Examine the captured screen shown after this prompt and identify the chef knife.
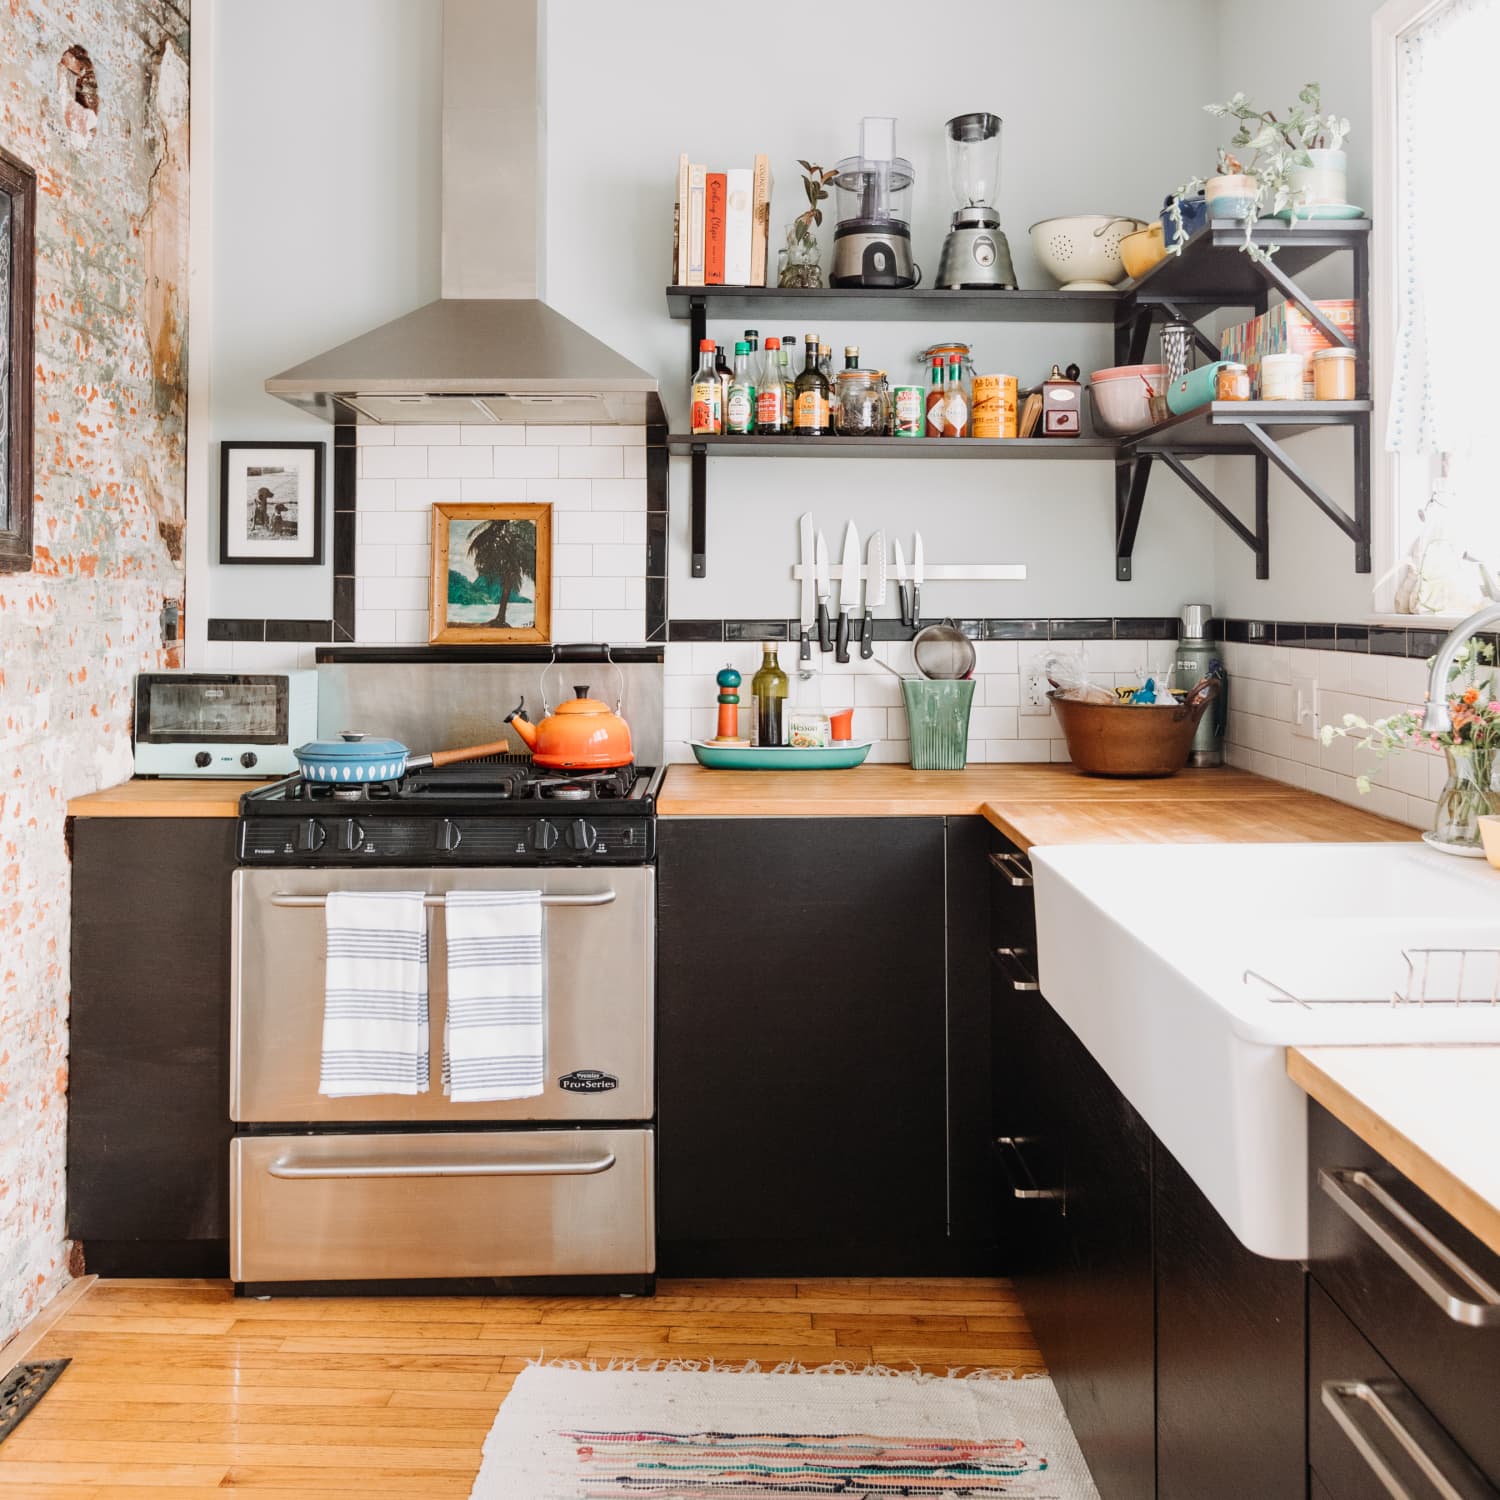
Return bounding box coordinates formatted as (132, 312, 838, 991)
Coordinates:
(814, 530, 833, 652)
(893, 537, 910, 628)
(836, 521, 860, 664)
(860, 529, 886, 659)
(798, 512, 816, 669)
(912, 532, 925, 625)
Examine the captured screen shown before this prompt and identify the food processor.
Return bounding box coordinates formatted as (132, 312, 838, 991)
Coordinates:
(936, 112, 1017, 291)
(831, 116, 918, 289)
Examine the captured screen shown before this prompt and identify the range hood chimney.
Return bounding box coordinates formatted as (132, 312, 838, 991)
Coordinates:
(265, 0, 661, 427)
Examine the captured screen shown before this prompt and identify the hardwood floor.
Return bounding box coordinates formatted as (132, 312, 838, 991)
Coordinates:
(1, 1276, 1041, 1497)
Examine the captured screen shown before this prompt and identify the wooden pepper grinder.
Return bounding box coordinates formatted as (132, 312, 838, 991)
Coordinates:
(711, 665, 749, 745)
(1042, 362, 1082, 437)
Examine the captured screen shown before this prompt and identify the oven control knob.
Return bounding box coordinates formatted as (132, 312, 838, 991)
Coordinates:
(338, 819, 365, 853)
(240, 751, 259, 769)
(436, 819, 463, 853)
(566, 821, 598, 852)
(297, 818, 328, 853)
(530, 819, 560, 852)
(194, 751, 212, 768)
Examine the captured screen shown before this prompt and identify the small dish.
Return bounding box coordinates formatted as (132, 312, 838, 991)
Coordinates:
(690, 740, 872, 770)
(1270, 202, 1366, 222)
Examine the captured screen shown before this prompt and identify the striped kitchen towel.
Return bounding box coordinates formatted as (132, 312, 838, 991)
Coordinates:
(442, 890, 545, 1102)
(319, 890, 430, 1097)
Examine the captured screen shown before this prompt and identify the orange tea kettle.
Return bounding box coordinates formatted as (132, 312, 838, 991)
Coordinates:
(505, 659, 633, 770)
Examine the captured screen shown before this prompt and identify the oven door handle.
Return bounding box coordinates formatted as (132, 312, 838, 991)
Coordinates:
(266, 1151, 618, 1180)
(268, 891, 617, 909)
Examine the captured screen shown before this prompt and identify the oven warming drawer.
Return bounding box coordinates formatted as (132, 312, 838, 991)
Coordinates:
(231, 1128, 654, 1282)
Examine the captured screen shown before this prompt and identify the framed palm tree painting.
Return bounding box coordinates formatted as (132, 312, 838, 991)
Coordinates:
(429, 502, 552, 644)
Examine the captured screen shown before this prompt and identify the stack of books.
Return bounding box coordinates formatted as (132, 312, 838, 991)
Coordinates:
(672, 155, 773, 288)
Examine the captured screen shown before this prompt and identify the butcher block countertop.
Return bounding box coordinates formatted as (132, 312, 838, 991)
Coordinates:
(1289, 1046, 1500, 1259)
(658, 764, 1417, 847)
(67, 778, 268, 818)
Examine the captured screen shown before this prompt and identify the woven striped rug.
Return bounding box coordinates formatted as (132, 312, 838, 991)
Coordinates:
(471, 1364, 1100, 1498)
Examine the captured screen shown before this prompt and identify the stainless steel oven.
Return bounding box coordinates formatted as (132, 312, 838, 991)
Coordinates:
(229, 864, 655, 1285)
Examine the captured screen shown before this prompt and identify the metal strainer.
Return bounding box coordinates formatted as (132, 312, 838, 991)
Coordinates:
(912, 621, 977, 680)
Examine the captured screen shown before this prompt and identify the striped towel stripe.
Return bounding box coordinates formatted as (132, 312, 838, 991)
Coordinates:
(319, 890, 430, 1097)
(442, 889, 545, 1103)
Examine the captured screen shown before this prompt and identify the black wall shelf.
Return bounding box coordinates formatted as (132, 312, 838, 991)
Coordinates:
(667, 221, 1371, 580)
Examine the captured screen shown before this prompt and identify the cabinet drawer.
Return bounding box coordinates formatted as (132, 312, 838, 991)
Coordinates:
(231, 1128, 654, 1283)
(1310, 1104, 1500, 1482)
(1309, 1279, 1498, 1498)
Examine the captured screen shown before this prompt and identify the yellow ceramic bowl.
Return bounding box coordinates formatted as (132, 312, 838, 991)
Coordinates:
(1478, 815, 1500, 869)
(1120, 222, 1166, 280)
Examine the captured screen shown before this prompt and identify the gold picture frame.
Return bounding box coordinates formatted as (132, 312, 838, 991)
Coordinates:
(429, 502, 552, 644)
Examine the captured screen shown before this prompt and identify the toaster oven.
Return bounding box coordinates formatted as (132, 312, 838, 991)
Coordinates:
(133, 672, 316, 777)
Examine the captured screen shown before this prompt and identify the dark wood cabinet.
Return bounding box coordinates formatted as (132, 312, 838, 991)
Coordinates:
(656, 816, 991, 1275)
(68, 816, 236, 1275)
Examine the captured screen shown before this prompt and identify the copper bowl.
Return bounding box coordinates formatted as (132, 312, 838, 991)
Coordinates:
(1049, 680, 1219, 778)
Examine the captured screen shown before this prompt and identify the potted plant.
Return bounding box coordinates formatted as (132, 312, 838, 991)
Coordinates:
(778, 161, 838, 290)
(1283, 83, 1351, 209)
(1321, 638, 1500, 853)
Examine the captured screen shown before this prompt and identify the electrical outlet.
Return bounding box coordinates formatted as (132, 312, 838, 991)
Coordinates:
(1022, 668, 1051, 716)
(1292, 675, 1319, 739)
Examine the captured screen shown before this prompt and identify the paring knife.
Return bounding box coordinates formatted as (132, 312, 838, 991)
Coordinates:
(912, 532, 925, 625)
(861, 529, 886, 659)
(893, 538, 910, 628)
(814, 530, 832, 652)
(836, 521, 860, 664)
(798, 512, 816, 669)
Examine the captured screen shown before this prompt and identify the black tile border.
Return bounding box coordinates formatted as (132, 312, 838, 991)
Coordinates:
(206, 618, 264, 642)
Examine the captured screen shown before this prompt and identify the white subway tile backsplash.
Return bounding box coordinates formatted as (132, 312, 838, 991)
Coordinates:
(460, 424, 525, 446)
(557, 511, 628, 545)
(395, 478, 450, 510)
(395, 424, 460, 447)
(594, 609, 647, 641)
(593, 544, 647, 577)
(969, 706, 1020, 740)
(356, 478, 396, 510)
(624, 447, 647, 479)
(458, 479, 532, 503)
(356, 609, 395, 642)
(362, 575, 428, 612)
(527, 425, 592, 446)
(526, 478, 594, 509)
(360, 445, 430, 479)
(359, 511, 430, 546)
(558, 576, 627, 610)
(549, 609, 596, 641)
(394, 542, 431, 577)
(429, 445, 495, 479)
(355, 544, 396, 577)
(592, 425, 646, 446)
(356, 426, 394, 446)
(491, 446, 561, 479)
(559, 446, 624, 479)
(973, 641, 1019, 674)
(853, 674, 903, 707)
(551, 544, 594, 577)
(624, 577, 647, 610)
(590, 478, 648, 511)
(394, 610, 430, 644)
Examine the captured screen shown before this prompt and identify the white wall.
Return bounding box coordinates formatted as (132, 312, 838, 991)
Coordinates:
(193, 0, 442, 649)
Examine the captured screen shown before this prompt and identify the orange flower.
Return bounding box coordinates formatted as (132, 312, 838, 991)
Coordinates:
(1463, 688, 1480, 705)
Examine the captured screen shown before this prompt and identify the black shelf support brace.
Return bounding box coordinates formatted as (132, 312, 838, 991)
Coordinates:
(1240, 420, 1370, 571)
(1157, 451, 1270, 579)
(689, 298, 707, 377)
(690, 443, 707, 578)
(1250, 255, 1355, 352)
(1115, 454, 1152, 581)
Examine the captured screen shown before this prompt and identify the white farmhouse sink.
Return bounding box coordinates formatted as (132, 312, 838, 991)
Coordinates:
(1032, 842, 1500, 1260)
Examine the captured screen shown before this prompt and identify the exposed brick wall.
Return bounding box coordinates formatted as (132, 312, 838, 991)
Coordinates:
(0, 0, 189, 1340)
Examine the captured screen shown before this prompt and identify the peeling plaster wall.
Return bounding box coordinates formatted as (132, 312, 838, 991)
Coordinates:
(0, 0, 189, 1341)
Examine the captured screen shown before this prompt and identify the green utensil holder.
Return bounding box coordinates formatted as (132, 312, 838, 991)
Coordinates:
(902, 678, 976, 770)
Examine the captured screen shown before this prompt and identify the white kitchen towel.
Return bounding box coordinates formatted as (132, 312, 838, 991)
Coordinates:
(443, 890, 545, 1102)
(319, 890, 429, 1097)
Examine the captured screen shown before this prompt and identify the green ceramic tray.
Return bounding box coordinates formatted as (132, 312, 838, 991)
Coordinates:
(1270, 202, 1366, 221)
(690, 741, 873, 770)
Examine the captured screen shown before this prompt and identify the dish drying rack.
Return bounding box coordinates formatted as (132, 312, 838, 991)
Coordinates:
(1244, 949, 1500, 1009)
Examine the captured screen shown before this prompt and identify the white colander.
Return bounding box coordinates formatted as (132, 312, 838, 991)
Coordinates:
(1029, 215, 1151, 290)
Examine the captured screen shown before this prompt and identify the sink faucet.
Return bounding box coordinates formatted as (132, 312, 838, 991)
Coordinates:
(1422, 602, 1500, 734)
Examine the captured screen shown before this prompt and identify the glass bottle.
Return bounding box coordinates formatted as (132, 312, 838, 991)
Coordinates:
(843, 345, 860, 371)
(726, 341, 757, 435)
(781, 335, 799, 420)
(793, 334, 831, 436)
(818, 342, 834, 388)
(756, 337, 787, 434)
(925, 357, 946, 437)
(714, 341, 733, 421)
(751, 642, 789, 746)
(690, 339, 721, 435)
(943, 353, 969, 437)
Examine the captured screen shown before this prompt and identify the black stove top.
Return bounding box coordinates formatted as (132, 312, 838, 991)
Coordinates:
(238, 761, 662, 867)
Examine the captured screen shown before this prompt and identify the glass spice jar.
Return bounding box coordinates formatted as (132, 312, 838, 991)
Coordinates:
(1313, 346, 1357, 400)
(1216, 362, 1251, 401)
(834, 369, 893, 436)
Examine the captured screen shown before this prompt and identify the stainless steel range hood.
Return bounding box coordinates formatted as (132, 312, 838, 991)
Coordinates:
(265, 0, 661, 428)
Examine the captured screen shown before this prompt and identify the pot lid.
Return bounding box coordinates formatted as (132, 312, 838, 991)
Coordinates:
(554, 687, 613, 715)
(297, 732, 408, 760)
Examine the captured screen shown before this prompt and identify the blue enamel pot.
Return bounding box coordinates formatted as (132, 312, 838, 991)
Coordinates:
(293, 731, 411, 784)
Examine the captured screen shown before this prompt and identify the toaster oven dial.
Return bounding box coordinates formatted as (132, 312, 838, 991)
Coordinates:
(240, 751, 259, 768)
(194, 751, 212, 768)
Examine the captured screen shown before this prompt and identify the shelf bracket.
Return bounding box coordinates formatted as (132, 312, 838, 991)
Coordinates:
(1240, 420, 1369, 570)
(1115, 454, 1152, 581)
(1249, 256, 1355, 352)
(1158, 451, 1270, 579)
(689, 298, 707, 377)
(690, 443, 706, 578)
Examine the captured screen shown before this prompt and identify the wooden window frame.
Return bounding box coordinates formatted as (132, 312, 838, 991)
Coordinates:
(0, 144, 36, 574)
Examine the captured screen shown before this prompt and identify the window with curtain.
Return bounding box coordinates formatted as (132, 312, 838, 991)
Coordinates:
(1385, 0, 1500, 613)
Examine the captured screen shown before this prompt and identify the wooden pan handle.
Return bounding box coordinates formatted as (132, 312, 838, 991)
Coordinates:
(428, 738, 517, 769)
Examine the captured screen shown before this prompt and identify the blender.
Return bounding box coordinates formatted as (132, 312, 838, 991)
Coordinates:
(936, 112, 1017, 290)
(831, 116, 918, 289)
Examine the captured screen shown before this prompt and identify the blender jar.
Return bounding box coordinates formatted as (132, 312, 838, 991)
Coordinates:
(947, 112, 1002, 213)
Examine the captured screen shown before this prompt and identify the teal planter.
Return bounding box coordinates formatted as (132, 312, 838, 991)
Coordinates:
(902, 679, 976, 770)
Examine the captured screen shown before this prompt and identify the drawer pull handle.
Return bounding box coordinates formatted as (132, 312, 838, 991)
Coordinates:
(994, 1136, 1063, 1203)
(268, 1151, 617, 1179)
(989, 851, 1034, 887)
(270, 891, 617, 909)
(992, 947, 1040, 992)
(1321, 1380, 1498, 1500)
(1319, 1169, 1500, 1329)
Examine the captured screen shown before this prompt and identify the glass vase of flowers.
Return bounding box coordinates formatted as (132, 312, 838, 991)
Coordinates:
(1321, 637, 1500, 854)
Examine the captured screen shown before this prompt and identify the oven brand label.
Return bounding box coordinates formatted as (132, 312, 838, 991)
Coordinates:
(558, 1069, 619, 1093)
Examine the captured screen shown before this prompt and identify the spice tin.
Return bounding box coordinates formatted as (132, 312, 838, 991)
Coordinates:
(893, 385, 924, 437)
(971, 374, 1018, 438)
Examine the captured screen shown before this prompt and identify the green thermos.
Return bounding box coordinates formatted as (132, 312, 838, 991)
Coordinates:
(1171, 603, 1227, 767)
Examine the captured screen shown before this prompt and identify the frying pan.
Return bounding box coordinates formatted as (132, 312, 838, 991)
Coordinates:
(292, 730, 517, 785)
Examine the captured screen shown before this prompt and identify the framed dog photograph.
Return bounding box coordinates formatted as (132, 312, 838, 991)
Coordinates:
(429, 502, 551, 644)
(219, 440, 325, 565)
